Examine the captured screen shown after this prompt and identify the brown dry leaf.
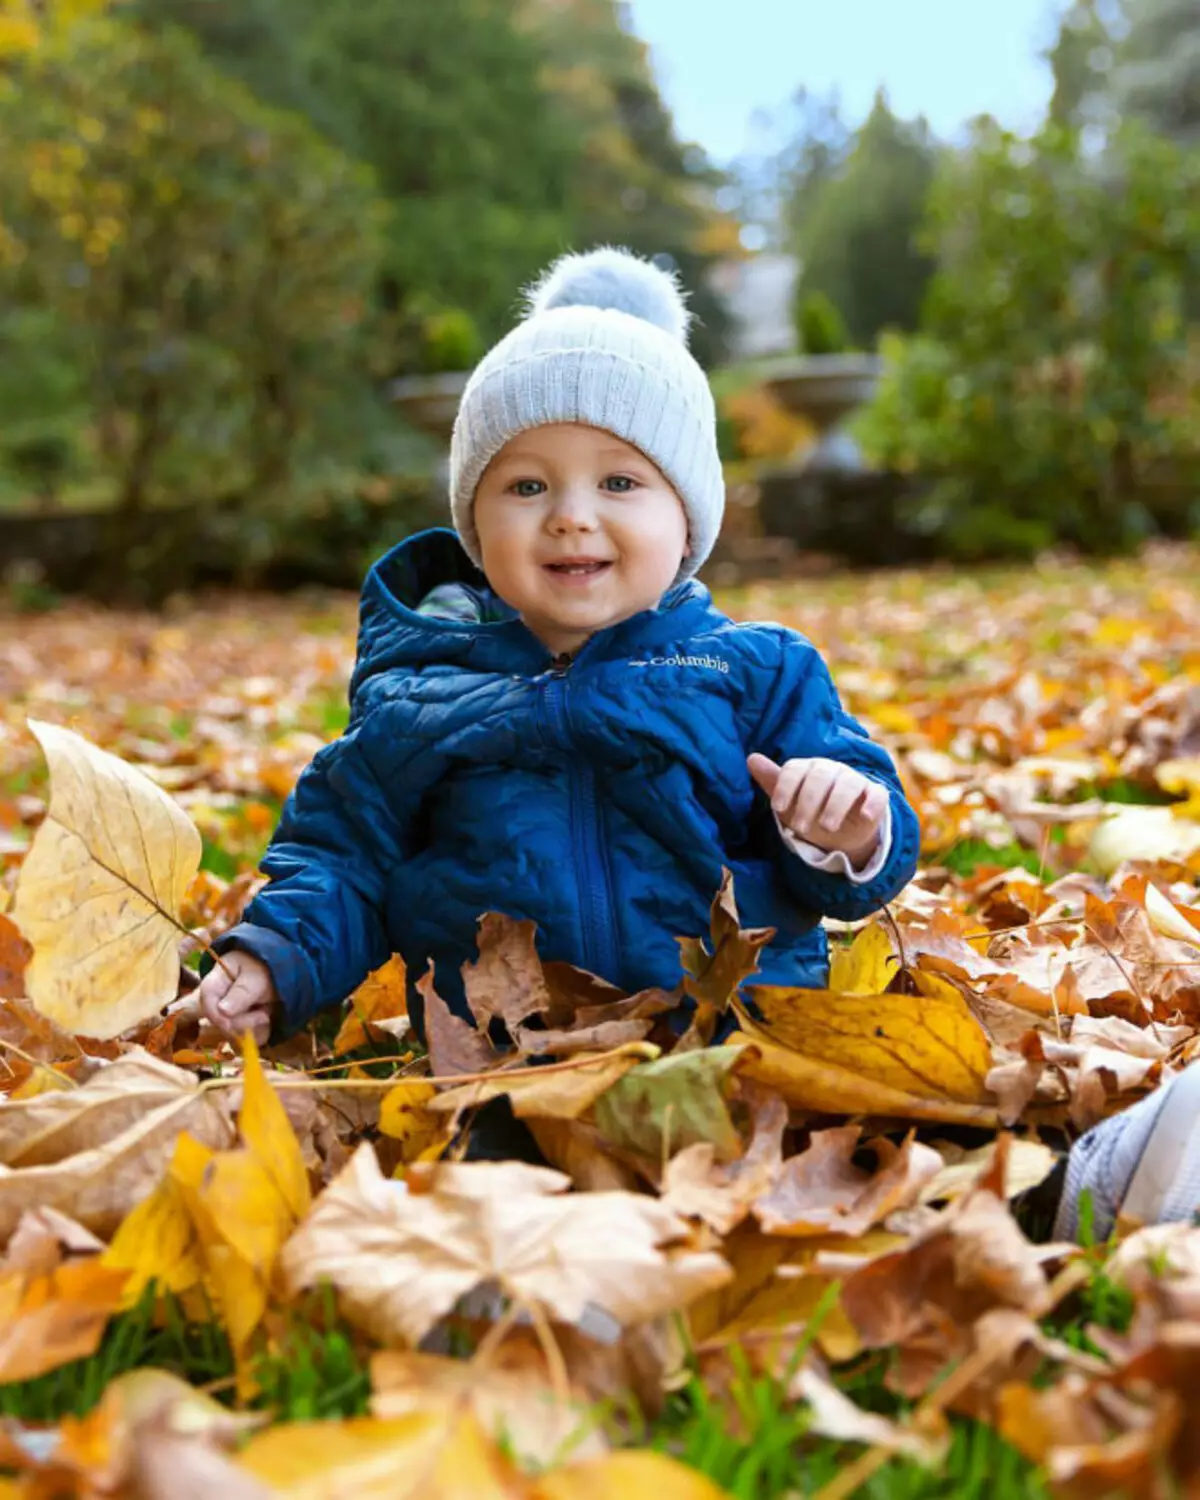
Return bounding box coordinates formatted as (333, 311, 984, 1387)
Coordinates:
(0, 1258, 128, 1382)
(661, 1088, 787, 1234)
(684, 1221, 902, 1366)
(751, 1125, 943, 1238)
(2, 1205, 104, 1277)
(333, 954, 409, 1055)
(370, 1348, 606, 1467)
(0, 916, 31, 1000)
(11, 720, 202, 1039)
(0, 1050, 233, 1241)
(463, 914, 553, 1035)
(996, 1372, 1183, 1497)
(420, 968, 497, 1077)
(0, 1366, 264, 1499)
(280, 1143, 730, 1347)
(838, 1139, 1074, 1396)
(429, 1044, 656, 1124)
(674, 871, 776, 1051)
(235, 1409, 523, 1499)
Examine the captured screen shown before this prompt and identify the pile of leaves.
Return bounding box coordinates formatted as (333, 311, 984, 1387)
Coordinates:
(1, 547, 1200, 1498)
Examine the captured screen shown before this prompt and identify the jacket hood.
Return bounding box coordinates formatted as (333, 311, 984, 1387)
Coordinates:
(350, 527, 713, 699)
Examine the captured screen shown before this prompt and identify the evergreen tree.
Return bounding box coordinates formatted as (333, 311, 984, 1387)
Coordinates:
(790, 92, 939, 348)
(1114, 0, 1200, 145)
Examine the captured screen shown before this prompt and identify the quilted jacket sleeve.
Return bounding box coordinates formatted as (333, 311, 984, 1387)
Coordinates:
(748, 635, 920, 920)
(212, 723, 398, 1032)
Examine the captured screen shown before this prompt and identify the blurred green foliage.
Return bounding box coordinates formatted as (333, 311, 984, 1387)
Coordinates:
(854, 121, 1200, 558)
(0, 0, 730, 594)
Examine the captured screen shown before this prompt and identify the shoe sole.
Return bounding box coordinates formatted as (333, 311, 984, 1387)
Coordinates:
(1121, 1063, 1200, 1227)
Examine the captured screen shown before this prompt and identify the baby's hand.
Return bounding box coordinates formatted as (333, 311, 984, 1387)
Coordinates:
(198, 950, 277, 1047)
(748, 753, 888, 866)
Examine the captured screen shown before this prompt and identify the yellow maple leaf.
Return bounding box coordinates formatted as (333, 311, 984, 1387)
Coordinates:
(11, 720, 201, 1039)
(828, 921, 897, 996)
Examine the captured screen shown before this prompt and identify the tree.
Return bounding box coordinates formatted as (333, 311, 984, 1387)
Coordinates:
(521, 0, 733, 366)
(856, 121, 1200, 557)
(790, 92, 940, 348)
(1114, 0, 1200, 146)
(2, 18, 386, 530)
(1045, 0, 1118, 132)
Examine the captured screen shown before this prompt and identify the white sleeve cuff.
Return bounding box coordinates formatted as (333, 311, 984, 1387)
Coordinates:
(775, 802, 892, 884)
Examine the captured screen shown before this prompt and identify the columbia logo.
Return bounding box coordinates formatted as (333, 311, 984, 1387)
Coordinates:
(630, 653, 730, 674)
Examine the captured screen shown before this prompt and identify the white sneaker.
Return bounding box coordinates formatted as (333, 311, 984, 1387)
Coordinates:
(1055, 1061, 1200, 1242)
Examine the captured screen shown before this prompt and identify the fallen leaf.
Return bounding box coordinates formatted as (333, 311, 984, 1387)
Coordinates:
(661, 1088, 786, 1234)
(463, 914, 553, 1034)
(793, 1362, 947, 1461)
(334, 955, 409, 1055)
(370, 1348, 605, 1467)
(751, 1126, 943, 1238)
(593, 1048, 743, 1160)
(736, 983, 994, 1104)
(12, 720, 202, 1038)
(236, 1409, 523, 1498)
(828, 921, 898, 996)
(378, 1080, 451, 1164)
(0, 916, 31, 1000)
(674, 870, 775, 1048)
(529, 1450, 731, 1500)
(430, 1045, 655, 1125)
(280, 1144, 730, 1347)
(420, 969, 496, 1077)
(0, 1051, 233, 1241)
(0, 1258, 128, 1382)
(727, 1037, 1000, 1128)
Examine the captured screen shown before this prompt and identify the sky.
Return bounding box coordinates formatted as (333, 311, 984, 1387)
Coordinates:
(626, 0, 1061, 164)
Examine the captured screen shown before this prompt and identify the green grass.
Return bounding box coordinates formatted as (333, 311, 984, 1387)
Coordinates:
(0, 1284, 370, 1428)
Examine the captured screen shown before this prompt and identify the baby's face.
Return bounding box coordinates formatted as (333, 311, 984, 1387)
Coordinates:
(474, 423, 690, 656)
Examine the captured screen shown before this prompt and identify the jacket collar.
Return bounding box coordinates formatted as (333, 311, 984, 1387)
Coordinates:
(351, 527, 714, 696)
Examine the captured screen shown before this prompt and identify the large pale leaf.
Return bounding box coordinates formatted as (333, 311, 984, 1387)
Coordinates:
(0, 1051, 233, 1241)
(280, 1144, 730, 1347)
(12, 720, 202, 1039)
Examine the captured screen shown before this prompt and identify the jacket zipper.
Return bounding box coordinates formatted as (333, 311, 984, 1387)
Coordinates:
(545, 653, 620, 983)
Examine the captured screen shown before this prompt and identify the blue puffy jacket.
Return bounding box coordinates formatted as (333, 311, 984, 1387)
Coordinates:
(216, 529, 920, 1038)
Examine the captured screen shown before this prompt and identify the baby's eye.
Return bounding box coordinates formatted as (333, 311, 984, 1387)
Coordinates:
(510, 478, 546, 498)
(602, 474, 637, 493)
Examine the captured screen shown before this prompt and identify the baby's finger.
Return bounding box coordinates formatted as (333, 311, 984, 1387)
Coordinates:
(217, 967, 269, 1019)
(818, 771, 867, 833)
(793, 764, 836, 833)
(859, 781, 889, 827)
(771, 759, 808, 821)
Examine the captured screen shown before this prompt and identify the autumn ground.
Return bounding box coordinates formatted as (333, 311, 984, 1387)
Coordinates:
(2, 547, 1200, 1497)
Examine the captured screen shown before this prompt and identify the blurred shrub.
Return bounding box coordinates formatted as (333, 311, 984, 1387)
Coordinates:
(716, 383, 815, 469)
(854, 121, 1200, 558)
(0, 16, 388, 567)
(794, 290, 851, 355)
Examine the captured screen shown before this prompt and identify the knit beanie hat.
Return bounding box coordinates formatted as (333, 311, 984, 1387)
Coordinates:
(449, 246, 724, 582)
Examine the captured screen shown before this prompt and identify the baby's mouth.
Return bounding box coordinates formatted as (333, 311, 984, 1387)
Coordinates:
(543, 560, 613, 577)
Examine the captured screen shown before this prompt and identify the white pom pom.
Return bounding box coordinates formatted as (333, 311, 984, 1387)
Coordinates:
(522, 246, 692, 343)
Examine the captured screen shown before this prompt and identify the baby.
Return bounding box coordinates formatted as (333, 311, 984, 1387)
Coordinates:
(197, 246, 1200, 1230)
(199, 247, 918, 1051)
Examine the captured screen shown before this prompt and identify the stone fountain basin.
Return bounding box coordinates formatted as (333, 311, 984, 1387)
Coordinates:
(388, 370, 469, 441)
(762, 353, 884, 429)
